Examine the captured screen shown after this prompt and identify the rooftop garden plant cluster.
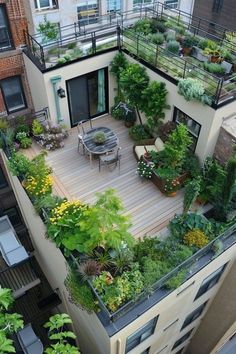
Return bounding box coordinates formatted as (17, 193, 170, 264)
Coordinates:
(124, 16, 236, 105)
(0, 287, 80, 354)
(110, 52, 170, 138)
(137, 123, 197, 196)
(5, 138, 236, 315)
(0, 116, 68, 153)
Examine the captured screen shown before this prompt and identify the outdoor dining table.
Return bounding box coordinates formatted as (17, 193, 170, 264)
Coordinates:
(82, 127, 119, 167)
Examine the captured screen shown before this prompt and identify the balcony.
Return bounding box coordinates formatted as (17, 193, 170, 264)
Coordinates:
(24, 3, 236, 108)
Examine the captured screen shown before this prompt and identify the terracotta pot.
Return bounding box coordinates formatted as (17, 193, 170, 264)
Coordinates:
(166, 191, 177, 197)
(182, 47, 192, 56)
(210, 55, 223, 63)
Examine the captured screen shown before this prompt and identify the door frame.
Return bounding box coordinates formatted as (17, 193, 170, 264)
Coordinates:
(66, 67, 109, 128)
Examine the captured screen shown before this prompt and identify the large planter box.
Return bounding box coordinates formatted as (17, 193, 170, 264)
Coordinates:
(151, 171, 188, 195)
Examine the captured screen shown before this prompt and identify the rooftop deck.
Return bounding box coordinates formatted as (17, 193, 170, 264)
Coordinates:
(26, 115, 184, 239)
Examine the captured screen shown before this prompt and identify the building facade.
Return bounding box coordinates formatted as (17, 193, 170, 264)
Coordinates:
(192, 0, 236, 32)
(24, 0, 195, 36)
(0, 0, 33, 120)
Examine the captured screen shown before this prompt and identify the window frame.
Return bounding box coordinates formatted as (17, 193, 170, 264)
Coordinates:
(173, 107, 201, 152)
(172, 329, 193, 351)
(164, 0, 179, 9)
(212, 0, 224, 13)
(34, 0, 58, 10)
(0, 75, 27, 114)
(181, 302, 208, 330)
(0, 166, 8, 189)
(125, 316, 158, 353)
(0, 4, 13, 51)
(194, 263, 227, 300)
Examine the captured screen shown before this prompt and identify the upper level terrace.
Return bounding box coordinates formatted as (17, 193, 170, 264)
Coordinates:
(24, 2, 236, 109)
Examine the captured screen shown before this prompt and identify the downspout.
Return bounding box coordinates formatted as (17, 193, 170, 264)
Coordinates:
(50, 75, 63, 123)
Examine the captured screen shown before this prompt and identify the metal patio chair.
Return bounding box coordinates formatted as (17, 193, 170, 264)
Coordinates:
(99, 147, 121, 173)
(77, 119, 93, 154)
(17, 324, 43, 354)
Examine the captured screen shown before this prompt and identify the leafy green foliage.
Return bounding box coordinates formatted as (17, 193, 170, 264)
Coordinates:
(183, 177, 201, 213)
(142, 81, 170, 132)
(120, 64, 149, 110)
(169, 213, 213, 240)
(160, 124, 192, 169)
(65, 269, 97, 313)
(7, 152, 31, 176)
(37, 15, 59, 43)
(44, 313, 80, 354)
(0, 288, 24, 354)
(178, 78, 212, 105)
(129, 124, 152, 141)
(203, 62, 226, 75)
(133, 18, 153, 35)
(148, 32, 165, 45)
(166, 40, 180, 55)
(165, 270, 186, 289)
(79, 189, 133, 252)
(110, 52, 128, 81)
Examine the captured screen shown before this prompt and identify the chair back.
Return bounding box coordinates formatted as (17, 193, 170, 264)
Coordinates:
(77, 119, 93, 135)
(116, 147, 121, 159)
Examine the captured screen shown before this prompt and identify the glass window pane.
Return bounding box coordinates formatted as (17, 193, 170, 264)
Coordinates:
(126, 317, 158, 353)
(40, 0, 50, 7)
(0, 6, 12, 49)
(1, 76, 26, 112)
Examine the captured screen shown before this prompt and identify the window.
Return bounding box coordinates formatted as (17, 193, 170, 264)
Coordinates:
(172, 329, 193, 350)
(212, 0, 224, 13)
(77, 1, 99, 25)
(164, 0, 179, 9)
(133, 0, 152, 7)
(0, 5, 13, 50)
(173, 107, 201, 152)
(194, 264, 227, 300)
(181, 302, 207, 330)
(125, 317, 158, 353)
(1, 76, 26, 113)
(0, 166, 8, 188)
(34, 0, 58, 10)
(107, 0, 121, 13)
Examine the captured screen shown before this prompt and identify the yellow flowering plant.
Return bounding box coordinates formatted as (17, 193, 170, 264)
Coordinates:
(23, 174, 53, 197)
(47, 200, 88, 253)
(183, 229, 209, 249)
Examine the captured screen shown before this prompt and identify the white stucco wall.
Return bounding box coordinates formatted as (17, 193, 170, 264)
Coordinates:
(23, 50, 117, 128)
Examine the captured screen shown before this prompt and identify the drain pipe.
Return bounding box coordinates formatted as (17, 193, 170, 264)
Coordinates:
(50, 75, 63, 123)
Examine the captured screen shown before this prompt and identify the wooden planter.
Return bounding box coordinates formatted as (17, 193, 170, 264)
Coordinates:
(151, 171, 188, 195)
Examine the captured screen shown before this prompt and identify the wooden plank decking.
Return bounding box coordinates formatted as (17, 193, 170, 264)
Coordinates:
(26, 115, 184, 239)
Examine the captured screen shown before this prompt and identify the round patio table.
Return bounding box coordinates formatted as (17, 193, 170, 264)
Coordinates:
(83, 127, 119, 167)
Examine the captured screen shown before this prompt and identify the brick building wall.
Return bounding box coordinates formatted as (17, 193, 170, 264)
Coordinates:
(192, 0, 236, 32)
(214, 127, 236, 165)
(0, 0, 34, 118)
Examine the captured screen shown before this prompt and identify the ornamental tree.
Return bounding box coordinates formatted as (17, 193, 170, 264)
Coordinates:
(0, 287, 24, 354)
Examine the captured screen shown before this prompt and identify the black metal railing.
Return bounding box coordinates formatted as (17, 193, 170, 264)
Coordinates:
(87, 224, 236, 322)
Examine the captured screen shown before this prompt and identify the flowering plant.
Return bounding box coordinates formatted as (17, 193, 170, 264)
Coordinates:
(23, 174, 53, 197)
(183, 229, 209, 248)
(137, 160, 154, 179)
(163, 177, 180, 194)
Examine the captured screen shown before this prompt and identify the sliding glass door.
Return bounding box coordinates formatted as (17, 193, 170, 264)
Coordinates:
(67, 68, 108, 127)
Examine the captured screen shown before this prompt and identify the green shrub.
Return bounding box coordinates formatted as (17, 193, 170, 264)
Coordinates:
(165, 270, 186, 289)
(32, 120, 43, 135)
(63, 54, 72, 62)
(148, 32, 165, 45)
(166, 40, 180, 55)
(203, 62, 226, 75)
(133, 18, 153, 35)
(7, 153, 31, 176)
(150, 19, 167, 33)
(142, 258, 169, 286)
(178, 78, 212, 105)
(65, 269, 97, 313)
(19, 137, 32, 149)
(57, 57, 66, 65)
(67, 42, 77, 50)
(165, 32, 176, 42)
(0, 118, 9, 132)
(129, 124, 152, 141)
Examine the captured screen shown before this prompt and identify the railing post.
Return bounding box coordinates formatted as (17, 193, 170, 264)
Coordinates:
(155, 45, 158, 67)
(137, 34, 139, 57)
(91, 33, 96, 53)
(183, 60, 187, 78)
(214, 78, 224, 105)
(117, 26, 121, 50)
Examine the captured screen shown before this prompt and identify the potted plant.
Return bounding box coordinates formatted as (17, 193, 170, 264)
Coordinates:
(182, 37, 194, 56)
(93, 131, 106, 145)
(124, 106, 137, 128)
